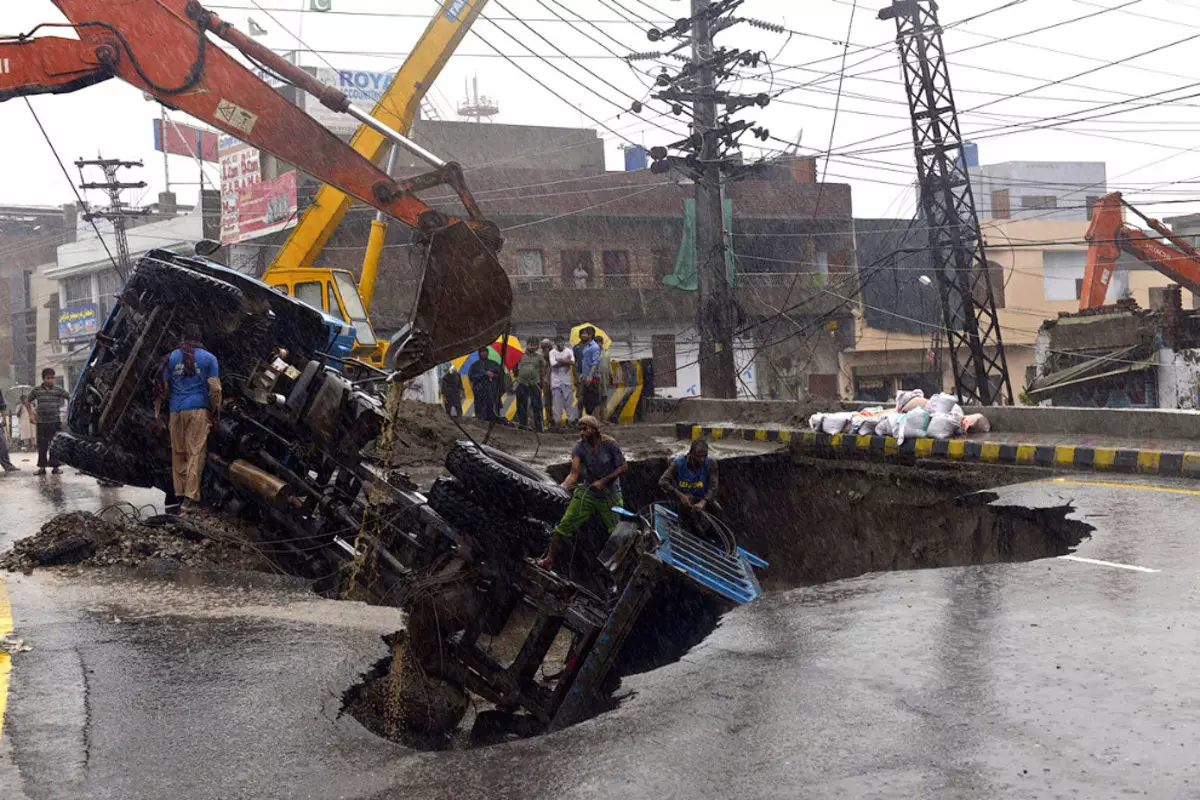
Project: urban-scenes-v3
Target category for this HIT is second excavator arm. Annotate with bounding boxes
[2,0,511,378]
[1082,192,1200,310]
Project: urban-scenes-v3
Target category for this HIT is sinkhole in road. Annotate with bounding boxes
[343,451,1092,750]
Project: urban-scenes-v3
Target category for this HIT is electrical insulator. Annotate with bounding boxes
[743,17,785,34]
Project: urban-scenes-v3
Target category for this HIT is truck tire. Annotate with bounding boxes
[427,477,548,559]
[445,442,569,524]
[50,432,159,488]
[124,259,245,320]
[34,536,94,566]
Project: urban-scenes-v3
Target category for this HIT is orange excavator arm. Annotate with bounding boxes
[1,0,511,378]
[1081,191,1200,310]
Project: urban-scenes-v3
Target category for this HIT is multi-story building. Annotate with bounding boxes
[0,205,76,390]
[970,160,1107,223]
[225,120,857,401]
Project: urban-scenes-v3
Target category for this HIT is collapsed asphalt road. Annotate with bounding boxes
[3,465,1199,798]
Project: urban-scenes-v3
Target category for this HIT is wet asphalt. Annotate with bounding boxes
[1,468,1199,798]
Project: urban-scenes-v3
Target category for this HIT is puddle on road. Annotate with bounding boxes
[342,452,1092,750]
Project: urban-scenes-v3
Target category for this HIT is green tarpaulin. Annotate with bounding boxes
[663,197,736,290]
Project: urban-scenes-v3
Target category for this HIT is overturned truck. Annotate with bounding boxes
[54,250,767,737]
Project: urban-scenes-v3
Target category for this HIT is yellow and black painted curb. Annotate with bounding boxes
[677,423,1200,479]
[0,577,12,741]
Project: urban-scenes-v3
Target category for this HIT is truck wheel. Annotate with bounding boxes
[50,432,159,488]
[34,536,94,566]
[124,258,245,320]
[427,477,549,559]
[445,442,569,524]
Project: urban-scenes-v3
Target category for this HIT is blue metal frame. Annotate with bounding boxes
[649,503,767,605]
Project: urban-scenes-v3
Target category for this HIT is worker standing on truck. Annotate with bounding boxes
[659,439,719,513]
[158,326,221,513]
[514,339,545,432]
[548,336,576,431]
[440,365,464,417]
[26,368,70,475]
[537,415,627,572]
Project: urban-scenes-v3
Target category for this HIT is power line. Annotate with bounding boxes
[23,98,124,279]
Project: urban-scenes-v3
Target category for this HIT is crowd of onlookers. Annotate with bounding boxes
[438,326,612,432]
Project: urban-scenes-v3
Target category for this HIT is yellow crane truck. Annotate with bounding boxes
[263,0,489,369]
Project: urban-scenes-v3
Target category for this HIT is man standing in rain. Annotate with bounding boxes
[0,391,17,472]
[157,325,221,513]
[514,338,545,432]
[468,348,502,421]
[548,336,576,431]
[26,368,70,475]
[538,415,627,572]
[440,364,464,417]
[578,326,603,418]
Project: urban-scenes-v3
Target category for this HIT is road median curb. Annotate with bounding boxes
[676,423,1200,479]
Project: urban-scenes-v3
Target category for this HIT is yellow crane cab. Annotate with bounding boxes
[266,268,385,367]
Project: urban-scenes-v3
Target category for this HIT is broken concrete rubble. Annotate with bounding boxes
[0,510,272,574]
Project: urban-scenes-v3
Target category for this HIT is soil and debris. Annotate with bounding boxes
[0,509,274,575]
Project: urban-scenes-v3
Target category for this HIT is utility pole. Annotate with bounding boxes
[691,0,737,398]
[75,157,150,278]
[643,0,775,399]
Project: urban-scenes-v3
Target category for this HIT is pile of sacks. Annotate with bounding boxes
[808,390,991,443]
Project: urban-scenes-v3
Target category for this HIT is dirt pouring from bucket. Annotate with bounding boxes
[341,450,1092,750]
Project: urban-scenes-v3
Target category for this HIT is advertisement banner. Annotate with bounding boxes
[230,170,298,243]
[219,135,261,244]
[153,119,219,162]
[306,68,395,135]
[58,303,99,341]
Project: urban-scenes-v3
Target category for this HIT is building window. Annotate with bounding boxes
[516,249,544,278]
[811,251,829,287]
[602,250,630,288]
[1021,195,1058,211]
[1043,250,1088,301]
[96,268,123,318]
[1086,195,1101,219]
[978,260,1006,309]
[62,275,91,307]
[991,189,1011,220]
[652,248,674,280]
[295,281,324,310]
[652,334,677,387]
[561,251,594,288]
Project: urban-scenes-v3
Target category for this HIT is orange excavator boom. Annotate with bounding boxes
[1080,191,1200,311]
[1,0,512,378]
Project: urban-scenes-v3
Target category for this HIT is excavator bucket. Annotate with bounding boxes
[386,220,513,380]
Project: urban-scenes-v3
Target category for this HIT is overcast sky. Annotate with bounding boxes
[7,0,1200,220]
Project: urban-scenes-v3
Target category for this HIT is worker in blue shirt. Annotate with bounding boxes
[578,326,602,417]
[659,438,719,513]
[156,325,221,513]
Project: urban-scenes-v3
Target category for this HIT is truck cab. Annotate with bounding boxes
[265,267,384,367]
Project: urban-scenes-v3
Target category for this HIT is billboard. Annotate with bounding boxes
[229,170,298,243]
[58,303,99,341]
[153,119,219,162]
[306,68,396,135]
[219,136,260,243]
